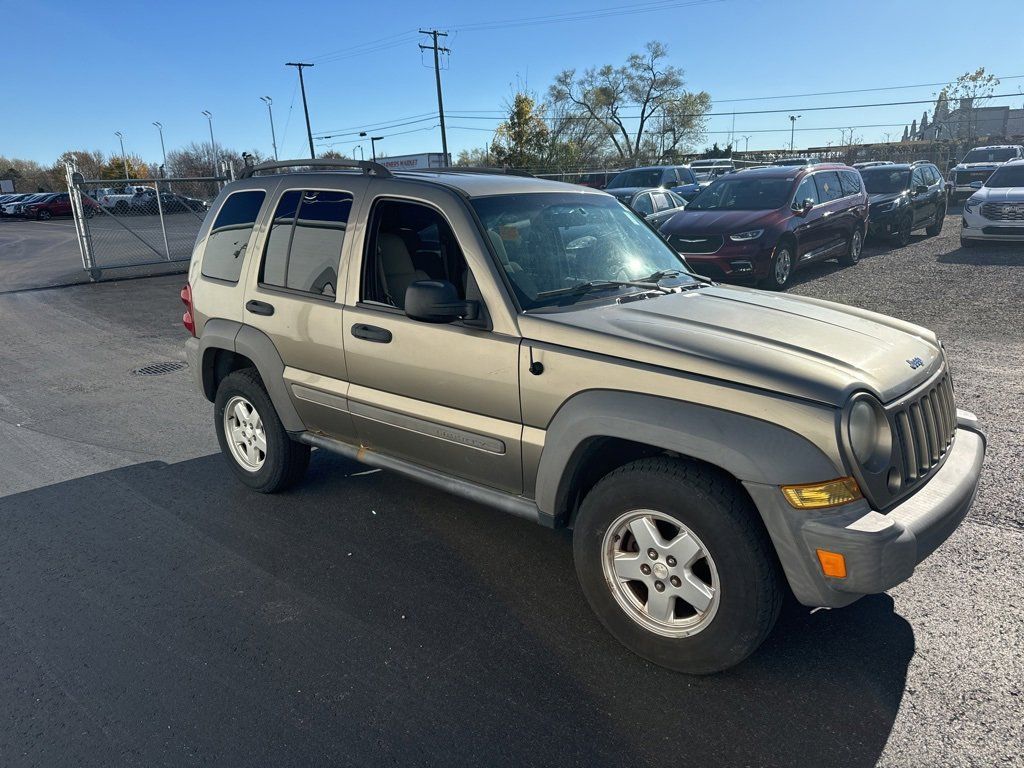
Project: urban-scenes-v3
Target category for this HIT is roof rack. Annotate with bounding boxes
[400,166,535,178]
[239,158,392,179]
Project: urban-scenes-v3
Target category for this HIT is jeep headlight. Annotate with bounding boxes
[847,396,892,473]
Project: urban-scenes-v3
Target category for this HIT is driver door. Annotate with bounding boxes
[342,195,524,494]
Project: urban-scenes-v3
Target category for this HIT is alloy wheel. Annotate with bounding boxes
[223,395,267,472]
[774,248,792,285]
[850,229,863,262]
[601,509,721,638]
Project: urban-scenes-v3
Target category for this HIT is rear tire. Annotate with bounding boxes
[926,204,946,236]
[838,225,864,266]
[214,368,310,493]
[572,457,784,674]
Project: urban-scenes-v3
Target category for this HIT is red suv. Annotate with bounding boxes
[658,164,868,290]
[22,192,101,220]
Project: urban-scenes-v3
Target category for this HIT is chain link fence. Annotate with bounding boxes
[66,163,230,279]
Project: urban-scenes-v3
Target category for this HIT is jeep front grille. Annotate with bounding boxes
[891,373,957,484]
[668,234,723,254]
[981,202,1024,221]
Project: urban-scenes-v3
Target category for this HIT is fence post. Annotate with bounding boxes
[153,178,172,261]
[65,163,99,281]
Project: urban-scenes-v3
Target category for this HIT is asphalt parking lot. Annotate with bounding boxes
[0,212,1021,767]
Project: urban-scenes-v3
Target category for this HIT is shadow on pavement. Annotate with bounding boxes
[0,452,914,767]
[937,242,1024,266]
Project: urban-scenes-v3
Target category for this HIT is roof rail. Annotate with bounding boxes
[239,158,392,179]
[401,166,535,178]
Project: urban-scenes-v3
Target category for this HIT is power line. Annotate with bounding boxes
[442,0,723,32]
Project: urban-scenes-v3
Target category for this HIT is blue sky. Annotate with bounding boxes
[4,0,1023,166]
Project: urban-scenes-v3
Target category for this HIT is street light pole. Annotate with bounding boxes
[114,131,129,179]
[741,135,751,154]
[260,97,278,161]
[360,132,383,162]
[788,115,801,153]
[201,111,217,176]
[352,145,364,161]
[286,62,316,159]
[152,122,167,176]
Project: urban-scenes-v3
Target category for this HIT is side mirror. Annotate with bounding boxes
[405,280,479,324]
[970,180,983,190]
[914,184,929,196]
[792,198,813,216]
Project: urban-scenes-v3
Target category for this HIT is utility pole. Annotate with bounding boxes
[419,30,450,166]
[114,131,129,179]
[152,122,167,176]
[202,111,217,176]
[788,114,801,153]
[260,97,278,160]
[286,62,316,159]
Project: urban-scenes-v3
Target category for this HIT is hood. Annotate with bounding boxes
[868,192,907,205]
[660,208,774,235]
[969,186,1024,202]
[519,285,941,406]
[955,162,1001,172]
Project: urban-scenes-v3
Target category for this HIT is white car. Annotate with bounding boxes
[961,158,1024,246]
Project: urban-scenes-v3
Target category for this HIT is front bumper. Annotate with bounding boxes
[683,241,774,281]
[745,410,986,608]
[867,207,904,235]
[961,216,1024,241]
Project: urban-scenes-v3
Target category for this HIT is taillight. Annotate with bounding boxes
[180,284,196,337]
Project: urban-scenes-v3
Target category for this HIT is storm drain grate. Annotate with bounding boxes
[132,361,187,377]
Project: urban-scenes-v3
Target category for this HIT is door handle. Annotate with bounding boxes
[351,323,392,343]
[246,300,275,316]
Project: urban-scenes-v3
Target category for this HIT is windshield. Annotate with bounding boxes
[984,165,1024,188]
[471,192,696,310]
[861,168,911,194]
[962,148,1018,164]
[687,176,793,211]
[607,169,663,188]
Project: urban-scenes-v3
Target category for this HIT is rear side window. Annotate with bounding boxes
[839,170,862,196]
[201,190,266,283]
[260,189,353,298]
[814,172,843,202]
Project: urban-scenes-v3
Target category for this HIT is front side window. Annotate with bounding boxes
[201,190,266,283]
[814,172,843,202]
[689,176,794,211]
[260,189,352,298]
[471,192,696,310]
[794,176,819,206]
[633,193,655,215]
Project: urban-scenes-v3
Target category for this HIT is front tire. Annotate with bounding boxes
[895,214,913,247]
[572,457,784,674]
[214,368,310,493]
[761,241,794,290]
[38,210,52,221]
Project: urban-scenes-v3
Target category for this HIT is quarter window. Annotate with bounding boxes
[814,172,843,202]
[260,189,353,298]
[201,190,266,283]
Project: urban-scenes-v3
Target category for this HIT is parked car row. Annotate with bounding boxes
[0,191,101,219]
[604,160,954,290]
[960,157,1024,247]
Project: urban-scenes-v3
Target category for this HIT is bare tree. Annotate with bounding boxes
[548,41,709,165]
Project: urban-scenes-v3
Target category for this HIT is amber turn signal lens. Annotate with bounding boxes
[780,477,863,509]
[816,549,848,579]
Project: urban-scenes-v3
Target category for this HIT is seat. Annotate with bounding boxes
[378,232,429,308]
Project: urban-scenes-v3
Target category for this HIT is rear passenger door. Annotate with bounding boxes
[242,178,370,441]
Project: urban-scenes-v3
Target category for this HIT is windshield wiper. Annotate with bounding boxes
[639,268,714,287]
[536,279,670,299]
